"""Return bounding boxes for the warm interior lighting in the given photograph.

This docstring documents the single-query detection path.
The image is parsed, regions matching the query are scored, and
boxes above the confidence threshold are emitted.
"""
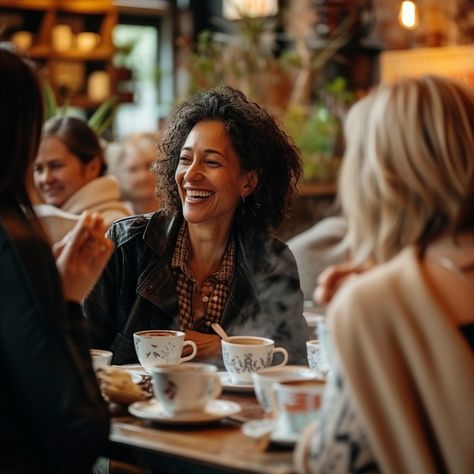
[399,1,419,30]
[223,0,278,20]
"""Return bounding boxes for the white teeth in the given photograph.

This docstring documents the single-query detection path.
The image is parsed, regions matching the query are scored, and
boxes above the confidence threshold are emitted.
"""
[186,190,212,199]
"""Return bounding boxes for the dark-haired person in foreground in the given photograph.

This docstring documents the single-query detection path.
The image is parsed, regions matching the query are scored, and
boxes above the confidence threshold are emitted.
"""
[84,86,308,365]
[0,46,113,472]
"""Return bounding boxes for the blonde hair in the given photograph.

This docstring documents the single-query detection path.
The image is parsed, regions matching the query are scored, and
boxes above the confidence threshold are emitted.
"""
[106,132,156,173]
[340,75,474,264]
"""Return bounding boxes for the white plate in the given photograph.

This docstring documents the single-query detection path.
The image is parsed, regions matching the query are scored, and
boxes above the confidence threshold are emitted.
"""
[241,420,298,447]
[114,364,149,378]
[129,399,241,425]
[218,372,254,393]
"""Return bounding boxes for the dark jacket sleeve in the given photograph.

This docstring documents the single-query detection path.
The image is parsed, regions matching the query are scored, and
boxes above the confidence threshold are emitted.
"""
[0,224,110,473]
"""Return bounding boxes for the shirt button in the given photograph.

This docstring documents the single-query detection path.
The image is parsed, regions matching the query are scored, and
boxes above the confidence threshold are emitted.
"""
[202,296,209,303]
[146,285,154,293]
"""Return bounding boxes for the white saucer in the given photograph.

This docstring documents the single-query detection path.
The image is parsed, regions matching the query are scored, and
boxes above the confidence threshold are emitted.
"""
[129,399,241,425]
[114,364,149,378]
[218,372,254,393]
[242,419,298,447]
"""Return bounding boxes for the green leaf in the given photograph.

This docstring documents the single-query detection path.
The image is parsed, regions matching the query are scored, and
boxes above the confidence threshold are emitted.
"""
[43,80,57,120]
[87,96,118,135]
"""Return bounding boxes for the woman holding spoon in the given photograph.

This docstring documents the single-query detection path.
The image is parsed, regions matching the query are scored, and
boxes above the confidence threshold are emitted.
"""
[84,86,309,366]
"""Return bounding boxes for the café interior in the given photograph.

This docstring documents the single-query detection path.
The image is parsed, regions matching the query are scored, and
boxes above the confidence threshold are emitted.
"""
[1,0,473,473]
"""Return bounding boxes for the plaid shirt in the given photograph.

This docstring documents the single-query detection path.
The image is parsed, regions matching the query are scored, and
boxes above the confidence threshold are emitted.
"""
[171,223,235,332]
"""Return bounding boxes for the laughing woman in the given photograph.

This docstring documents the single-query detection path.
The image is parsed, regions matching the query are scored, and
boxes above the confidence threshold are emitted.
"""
[84,86,308,365]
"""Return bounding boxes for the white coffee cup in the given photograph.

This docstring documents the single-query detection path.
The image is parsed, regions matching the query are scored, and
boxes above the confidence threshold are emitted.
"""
[221,336,288,384]
[306,339,330,378]
[252,365,316,415]
[274,379,326,436]
[151,363,221,414]
[90,349,113,371]
[133,330,197,371]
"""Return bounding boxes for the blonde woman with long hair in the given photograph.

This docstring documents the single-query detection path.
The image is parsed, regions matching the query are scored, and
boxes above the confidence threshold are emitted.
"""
[296,76,474,473]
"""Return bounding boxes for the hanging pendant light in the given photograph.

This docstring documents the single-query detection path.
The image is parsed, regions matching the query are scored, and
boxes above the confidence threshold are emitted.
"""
[399,1,419,30]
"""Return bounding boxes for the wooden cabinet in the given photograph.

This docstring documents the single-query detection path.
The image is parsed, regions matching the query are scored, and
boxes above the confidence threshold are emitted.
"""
[0,0,128,109]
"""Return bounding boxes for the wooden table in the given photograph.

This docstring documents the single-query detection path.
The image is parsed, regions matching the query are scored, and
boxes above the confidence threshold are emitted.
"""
[107,392,296,474]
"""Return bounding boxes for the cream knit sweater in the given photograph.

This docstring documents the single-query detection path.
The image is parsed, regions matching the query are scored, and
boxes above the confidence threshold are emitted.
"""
[327,246,474,473]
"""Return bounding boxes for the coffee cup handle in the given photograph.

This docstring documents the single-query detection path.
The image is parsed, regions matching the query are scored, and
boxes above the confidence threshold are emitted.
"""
[180,340,198,362]
[209,373,222,399]
[272,347,288,367]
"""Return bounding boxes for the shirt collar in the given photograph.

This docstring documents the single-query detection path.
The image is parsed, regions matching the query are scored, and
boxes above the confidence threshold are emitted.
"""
[171,222,235,283]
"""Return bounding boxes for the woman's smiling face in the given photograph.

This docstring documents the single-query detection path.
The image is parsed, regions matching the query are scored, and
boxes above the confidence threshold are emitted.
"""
[33,136,99,208]
[175,120,256,228]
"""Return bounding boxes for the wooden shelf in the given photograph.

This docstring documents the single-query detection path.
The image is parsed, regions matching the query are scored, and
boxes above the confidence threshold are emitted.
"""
[61,95,106,109]
[28,44,51,59]
[56,0,115,14]
[0,0,124,115]
[0,0,54,9]
[50,47,115,61]
[299,182,337,197]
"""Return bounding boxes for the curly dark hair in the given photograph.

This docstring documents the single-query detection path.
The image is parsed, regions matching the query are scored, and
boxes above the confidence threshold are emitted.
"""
[154,86,302,233]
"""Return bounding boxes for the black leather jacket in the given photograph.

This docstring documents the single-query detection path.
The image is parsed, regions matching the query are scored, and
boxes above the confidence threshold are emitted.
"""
[84,211,308,366]
[0,213,109,474]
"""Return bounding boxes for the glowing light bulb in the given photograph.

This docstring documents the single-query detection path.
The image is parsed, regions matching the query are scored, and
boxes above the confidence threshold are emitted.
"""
[399,1,419,30]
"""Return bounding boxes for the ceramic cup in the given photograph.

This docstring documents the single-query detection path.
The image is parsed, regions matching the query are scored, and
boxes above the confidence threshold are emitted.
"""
[306,339,330,378]
[133,330,197,371]
[252,365,316,416]
[221,336,288,384]
[90,349,113,371]
[151,363,221,414]
[274,379,326,436]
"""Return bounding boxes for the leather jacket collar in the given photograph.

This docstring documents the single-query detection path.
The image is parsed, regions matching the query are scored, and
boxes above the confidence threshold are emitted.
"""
[136,212,260,329]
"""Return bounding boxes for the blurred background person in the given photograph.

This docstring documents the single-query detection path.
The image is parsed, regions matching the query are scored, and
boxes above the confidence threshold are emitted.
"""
[287,214,348,302]
[84,86,309,366]
[296,75,474,473]
[106,132,159,215]
[33,116,130,243]
[0,45,113,473]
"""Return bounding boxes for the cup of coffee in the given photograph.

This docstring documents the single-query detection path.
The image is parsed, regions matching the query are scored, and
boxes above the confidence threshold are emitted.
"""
[133,330,197,371]
[306,339,330,378]
[221,336,288,384]
[90,349,113,371]
[252,365,316,416]
[274,379,326,436]
[151,363,221,414]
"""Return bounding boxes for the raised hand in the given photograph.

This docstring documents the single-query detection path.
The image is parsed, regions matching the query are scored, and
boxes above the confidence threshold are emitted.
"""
[54,211,114,302]
[184,329,222,360]
[314,262,370,306]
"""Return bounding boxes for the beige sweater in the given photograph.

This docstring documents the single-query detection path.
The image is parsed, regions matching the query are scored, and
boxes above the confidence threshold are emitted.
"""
[62,175,130,228]
[35,176,130,244]
[329,246,474,473]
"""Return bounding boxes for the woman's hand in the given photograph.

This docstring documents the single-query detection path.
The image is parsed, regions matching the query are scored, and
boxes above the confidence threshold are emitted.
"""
[54,211,114,302]
[184,329,222,360]
[314,262,370,306]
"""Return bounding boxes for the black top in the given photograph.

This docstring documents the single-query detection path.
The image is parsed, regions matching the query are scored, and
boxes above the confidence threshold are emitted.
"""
[84,210,309,366]
[0,212,109,473]
[461,322,474,350]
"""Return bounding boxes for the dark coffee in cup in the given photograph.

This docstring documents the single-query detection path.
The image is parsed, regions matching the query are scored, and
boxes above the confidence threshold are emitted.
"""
[135,330,178,337]
[229,337,266,345]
